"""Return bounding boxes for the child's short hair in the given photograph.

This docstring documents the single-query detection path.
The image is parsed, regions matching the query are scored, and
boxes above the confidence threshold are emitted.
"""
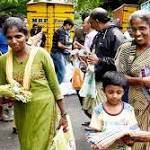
[102,71,127,90]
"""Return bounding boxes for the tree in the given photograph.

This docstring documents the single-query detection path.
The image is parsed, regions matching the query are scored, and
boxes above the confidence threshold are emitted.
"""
[0,0,30,15]
[76,0,104,12]
[75,0,146,12]
[0,0,18,3]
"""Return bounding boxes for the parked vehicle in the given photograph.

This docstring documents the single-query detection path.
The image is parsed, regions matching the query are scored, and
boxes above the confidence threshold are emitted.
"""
[112,4,139,32]
[27,0,74,51]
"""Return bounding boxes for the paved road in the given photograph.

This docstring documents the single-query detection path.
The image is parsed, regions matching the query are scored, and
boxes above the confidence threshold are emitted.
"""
[0,95,91,150]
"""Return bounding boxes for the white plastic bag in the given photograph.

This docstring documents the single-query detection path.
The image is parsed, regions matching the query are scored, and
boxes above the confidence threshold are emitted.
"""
[50,115,76,150]
[79,71,97,99]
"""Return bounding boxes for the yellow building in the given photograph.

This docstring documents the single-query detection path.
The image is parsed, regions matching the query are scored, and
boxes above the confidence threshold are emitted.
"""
[27,0,74,51]
[112,4,139,32]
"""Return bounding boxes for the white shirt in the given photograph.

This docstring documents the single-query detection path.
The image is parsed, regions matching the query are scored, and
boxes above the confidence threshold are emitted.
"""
[84,30,97,52]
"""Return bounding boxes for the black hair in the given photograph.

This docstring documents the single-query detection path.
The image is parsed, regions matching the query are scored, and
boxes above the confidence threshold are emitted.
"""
[102,71,127,90]
[90,7,110,23]
[0,15,9,28]
[32,23,38,28]
[81,12,89,22]
[3,17,28,36]
[30,24,42,37]
[63,18,74,27]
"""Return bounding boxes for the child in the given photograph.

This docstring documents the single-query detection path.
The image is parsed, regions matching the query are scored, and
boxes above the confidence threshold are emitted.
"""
[88,71,139,150]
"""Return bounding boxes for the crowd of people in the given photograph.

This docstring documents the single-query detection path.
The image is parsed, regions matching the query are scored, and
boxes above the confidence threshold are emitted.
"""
[0,6,150,150]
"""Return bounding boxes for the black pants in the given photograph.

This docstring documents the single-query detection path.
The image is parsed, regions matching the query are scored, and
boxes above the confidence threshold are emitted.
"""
[76,90,91,118]
[76,90,83,106]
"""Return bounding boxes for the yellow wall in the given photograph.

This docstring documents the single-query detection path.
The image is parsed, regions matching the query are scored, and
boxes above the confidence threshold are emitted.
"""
[113,4,139,32]
[27,2,74,52]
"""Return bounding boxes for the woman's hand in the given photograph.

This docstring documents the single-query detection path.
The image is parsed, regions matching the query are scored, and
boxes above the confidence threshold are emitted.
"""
[87,54,99,65]
[92,144,106,150]
[121,135,135,146]
[142,76,150,88]
[57,115,68,132]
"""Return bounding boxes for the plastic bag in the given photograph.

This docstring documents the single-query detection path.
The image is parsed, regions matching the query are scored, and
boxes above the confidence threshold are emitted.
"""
[72,67,84,90]
[79,71,96,99]
[50,127,67,150]
[50,115,76,150]
[140,66,150,101]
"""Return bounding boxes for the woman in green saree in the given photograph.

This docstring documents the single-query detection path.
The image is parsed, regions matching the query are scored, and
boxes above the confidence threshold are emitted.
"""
[0,17,67,150]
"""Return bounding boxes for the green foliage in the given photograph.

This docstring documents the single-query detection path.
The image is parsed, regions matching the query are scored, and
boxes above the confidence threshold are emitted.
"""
[0,0,146,17]
[1,0,18,3]
[76,0,104,12]
[75,0,145,12]
[0,0,30,15]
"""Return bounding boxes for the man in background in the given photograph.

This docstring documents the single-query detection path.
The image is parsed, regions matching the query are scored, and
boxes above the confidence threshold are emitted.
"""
[51,18,74,84]
[81,7,125,120]
[73,12,89,49]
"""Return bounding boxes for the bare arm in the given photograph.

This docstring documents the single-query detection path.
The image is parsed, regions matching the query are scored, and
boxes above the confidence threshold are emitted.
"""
[130,131,150,142]
[56,99,68,132]
[133,136,150,142]
[58,42,71,51]
[73,41,84,49]
[56,99,66,117]
[121,132,150,146]
[42,50,68,131]
[125,75,144,86]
